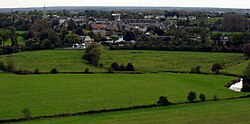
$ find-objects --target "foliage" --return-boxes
[50,68,58,74]
[213,95,218,101]
[126,63,135,71]
[64,33,80,46]
[222,14,248,32]
[190,66,201,74]
[242,43,250,57]
[5,56,15,72]
[34,69,40,74]
[187,91,197,102]
[199,93,206,101]
[21,108,31,120]
[211,63,223,74]
[157,96,171,106]
[84,68,90,73]
[67,19,77,31]
[0,61,5,71]
[41,39,54,49]
[83,43,101,66]
[111,62,120,71]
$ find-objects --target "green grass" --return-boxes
[0,50,244,73]
[15,98,250,124]
[0,50,105,72]
[0,72,246,119]
[100,50,244,73]
[207,17,222,24]
[16,30,28,35]
[4,36,25,46]
[222,60,250,75]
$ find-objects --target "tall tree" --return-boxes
[0,29,11,47]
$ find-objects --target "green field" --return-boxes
[5,36,25,46]
[0,50,244,73]
[222,60,250,75]
[16,98,250,124]
[0,50,105,72]
[0,72,246,119]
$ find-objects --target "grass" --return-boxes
[0,50,105,72]
[0,72,246,119]
[1,49,243,73]
[100,50,244,73]
[222,60,250,75]
[5,36,25,46]
[15,98,250,124]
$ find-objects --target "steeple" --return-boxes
[42,5,47,20]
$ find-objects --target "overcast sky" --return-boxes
[0,0,250,9]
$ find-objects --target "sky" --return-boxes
[0,0,250,9]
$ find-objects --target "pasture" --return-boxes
[0,72,245,119]
[0,50,244,73]
[16,98,250,124]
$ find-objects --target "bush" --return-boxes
[15,69,33,75]
[107,67,114,73]
[242,43,250,57]
[111,62,120,71]
[5,56,15,72]
[190,66,201,74]
[157,96,171,106]
[119,64,126,71]
[0,61,5,71]
[211,63,223,74]
[213,95,218,101]
[21,108,31,120]
[242,83,250,92]
[84,68,90,73]
[187,91,197,102]
[34,69,40,74]
[126,63,135,71]
[199,93,206,101]
[50,68,58,74]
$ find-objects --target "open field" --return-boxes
[15,98,250,124]
[0,50,105,72]
[0,72,246,119]
[222,60,250,75]
[0,50,244,73]
[5,36,25,46]
[101,50,244,73]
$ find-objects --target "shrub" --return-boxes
[157,96,171,106]
[187,91,197,102]
[107,67,114,73]
[0,61,5,71]
[50,68,58,74]
[111,62,120,71]
[190,65,201,74]
[199,93,206,101]
[21,108,31,120]
[119,64,126,71]
[242,83,250,92]
[5,56,15,72]
[242,43,250,57]
[15,69,33,75]
[213,95,218,101]
[211,63,223,74]
[126,63,135,71]
[83,43,101,66]
[34,69,40,74]
[84,68,90,73]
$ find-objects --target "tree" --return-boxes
[64,33,80,46]
[242,43,250,57]
[119,64,126,71]
[199,93,206,101]
[187,91,197,102]
[83,43,101,66]
[111,62,120,71]
[41,39,53,49]
[126,63,135,71]
[190,66,201,74]
[157,96,171,106]
[50,68,58,74]
[211,63,223,74]
[222,14,248,32]
[67,19,77,31]
[8,26,18,46]
[0,29,11,47]
[0,61,5,71]
[21,108,31,120]
[30,20,50,37]
[242,62,250,92]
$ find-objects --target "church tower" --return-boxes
[42,5,47,20]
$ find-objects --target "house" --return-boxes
[79,36,94,44]
[91,24,108,30]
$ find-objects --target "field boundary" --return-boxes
[1,95,250,123]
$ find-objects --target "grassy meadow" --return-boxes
[0,72,246,119]
[222,60,250,75]
[15,98,250,124]
[0,49,244,73]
